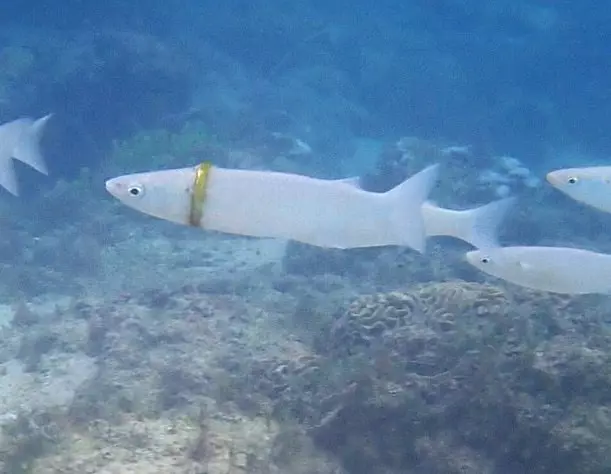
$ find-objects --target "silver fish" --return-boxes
[547,166,611,214]
[467,245,611,294]
[106,163,513,252]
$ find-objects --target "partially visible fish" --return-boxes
[106,163,439,252]
[466,245,611,294]
[547,166,611,213]
[106,162,514,251]
[0,114,52,195]
[422,197,515,249]
[336,176,515,249]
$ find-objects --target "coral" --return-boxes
[477,154,541,198]
[281,240,449,289]
[30,414,299,474]
[2,179,611,473]
[361,136,447,193]
[0,259,352,472]
[0,356,96,413]
[11,302,40,328]
[22,284,344,473]
[253,281,611,474]
[0,409,63,474]
[414,431,495,474]
[327,281,510,357]
[532,333,611,403]
[361,136,542,206]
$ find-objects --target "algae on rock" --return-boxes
[109,120,213,170]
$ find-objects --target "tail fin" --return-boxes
[385,164,440,253]
[0,150,18,196]
[423,197,516,249]
[12,114,52,175]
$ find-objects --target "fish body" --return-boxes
[106,163,514,251]
[0,114,52,195]
[331,177,514,249]
[547,166,611,213]
[106,163,439,252]
[466,246,611,294]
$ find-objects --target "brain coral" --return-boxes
[328,281,510,358]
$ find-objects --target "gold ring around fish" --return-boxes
[189,162,212,226]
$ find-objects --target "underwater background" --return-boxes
[2,1,611,472]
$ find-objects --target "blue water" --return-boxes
[2,0,611,180]
[1,1,611,473]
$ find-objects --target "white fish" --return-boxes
[106,163,439,252]
[466,246,611,294]
[0,114,52,195]
[547,166,611,213]
[106,163,514,252]
[337,177,514,249]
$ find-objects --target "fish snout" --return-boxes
[464,250,477,265]
[105,178,122,196]
[546,171,561,186]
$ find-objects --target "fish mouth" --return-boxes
[105,178,119,195]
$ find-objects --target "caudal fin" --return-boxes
[12,114,52,175]
[423,197,516,249]
[0,149,19,196]
[386,164,440,253]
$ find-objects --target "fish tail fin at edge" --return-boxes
[0,152,19,196]
[452,196,516,249]
[12,113,52,175]
[386,164,439,253]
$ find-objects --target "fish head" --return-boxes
[546,167,611,212]
[105,167,195,225]
[466,247,533,281]
[466,246,567,292]
[466,248,504,275]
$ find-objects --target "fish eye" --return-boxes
[480,256,491,264]
[567,176,578,184]
[128,185,144,197]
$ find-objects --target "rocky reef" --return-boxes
[245,281,611,474]
[3,5,611,472]
[3,240,611,474]
[1,128,609,471]
[0,274,346,473]
[0,31,610,469]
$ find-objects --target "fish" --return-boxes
[106,163,439,252]
[337,177,514,248]
[546,166,611,213]
[0,114,52,195]
[106,162,514,252]
[466,246,611,294]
